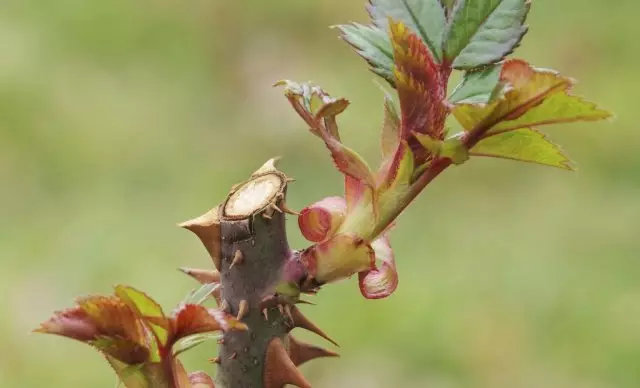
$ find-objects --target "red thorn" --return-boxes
[216,338,225,345]
[264,337,311,388]
[289,306,338,347]
[179,267,220,284]
[287,334,339,366]
[237,299,249,321]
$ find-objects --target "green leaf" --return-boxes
[443,0,530,69]
[481,92,613,134]
[337,23,395,84]
[470,128,573,170]
[449,63,503,105]
[452,60,612,138]
[182,283,220,306]
[368,0,447,62]
[105,356,149,388]
[172,332,222,357]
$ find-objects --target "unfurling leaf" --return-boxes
[390,19,446,141]
[449,63,504,105]
[337,23,395,84]
[300,234,375,284]
[367,0,446,62]
[380,95,401,161]
[298,196,348,242]
[115,285,169,347]
[359,234,398,299]
[443,0,530,69]
[470,128,573,170]
[381,141,414,189]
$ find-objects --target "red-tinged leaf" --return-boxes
[358,234,398,299]
[206,308,249,332]
[470,128,573,170]
[170,304,226,342]
[453,59,584,140]
[324,136,376,189]
[298,196,347,243]
[189,371,215,388]
[35,307,98,342]
[91,336,150,365]
[300,234,375,284]
[380,95,400,161]
[76,295,147,347]
[114,285,169,347]
[389,19,446,142]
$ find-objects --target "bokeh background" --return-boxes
[2,0,638,387]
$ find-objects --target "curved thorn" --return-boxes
[288,334,339,366]
[229,250,244,269]
[264,338,311,388]
[237,299,249,321]
[280,202,301,216]
[290,306,338,347]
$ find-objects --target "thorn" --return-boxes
[262,308,269,321]
[178,207,222,271]
[209,356,221,365]
[178,267,220,284]
[217,338,225,345]
[237,299,249,321]
[264,338,311,388]
[278,304,285,315]
[286,178,296,183]
[290,306,338,347]
[229,352,237,360]
[262,212,273,220]
[229,250,244,269]
[220,300,230,313]
[271,203,283,213]
[280,201,301,216]
[284,304,294,323]
[287,334,339,366]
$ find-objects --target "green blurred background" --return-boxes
[2,0,637,387]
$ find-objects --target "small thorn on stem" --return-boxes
[237,299,249,321]
[280,202,301,216]
[262,308,269,321]
[209,357,221,365]
[217,338,225,345]
[286,178,296,183]
[284,304,294,323]
[271,203,283,213]
[229,249,244,269]
[229,352,237,360]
